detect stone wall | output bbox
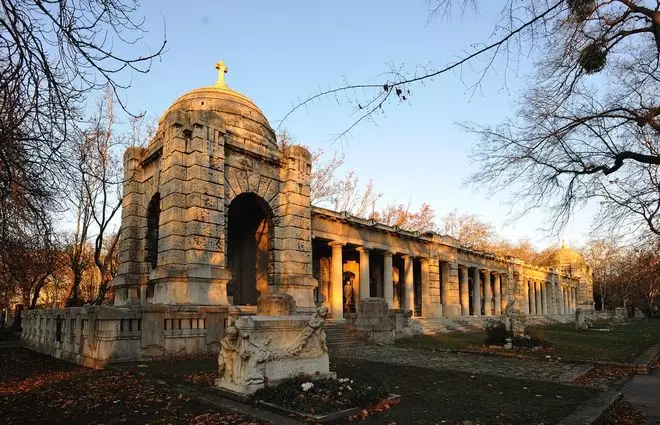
[22,306,230,368]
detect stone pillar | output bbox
[441,262,451,314]
[493,273,502,315]
[383,251,394,308]
[571,287,576,313]
[428,257,442,317]
[542,282,549,315]
[562,287,567,314]
[421,258,432,317]
[472,267,481,316]
[483,269,492,316]
[500,273,508,312]
[460,265,469,316]
[357,247,370,301]
[529,281,537,315]
[329,242,344,320]
[402,255,414,314]
[535,281,542,316]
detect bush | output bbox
[514,327,552,348]
[253,374,389,415]
[485,318,509,344]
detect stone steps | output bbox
[416,314,576,335]
[324,321,364,350]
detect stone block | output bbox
[184,207,224,225]
[164,137,187,154]
[158,249,186,266]
[159,221,186,238]
[187,166,222,185]
[185,249,224,267]
[161,164,187,183]
[161,151,184,169]
[160,178,186,197]
[186,193,218,210]
[160,206,185,225]
[161,192,186,211]
[186,150,210,167]
[184,179,223,197]
[186,221,223,239]
[186,235,221,251]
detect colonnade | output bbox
[457,265,509,317]
[323,240,582,320]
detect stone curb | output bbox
[171,384,306,425]
[631,341,660,375]
[556,390,622,425]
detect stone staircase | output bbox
[324,320,365,350]
[416,314,576,335]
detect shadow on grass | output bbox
[329,357,598,425]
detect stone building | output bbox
[22,63,594,367]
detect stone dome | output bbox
[160,62,277,149]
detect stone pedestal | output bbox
[356,298,394,344]
[215,305,334,395]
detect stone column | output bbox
[460,265,469,316]
[500,274,508,312]
[402,255,414,314]
[329,241,344,320]
[357,247,370,301]
[472,267,481,316]
[421,258,432,317]
[383,251,394,308]
[535,281,542,316]
[571,287,576,313]
[542,282,549,315]
[483,269,492,316]
[493,273,502,315]
[562,287,567,314]
[441,262,451,314]
[529,281,537,315]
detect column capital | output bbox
[400,253,412,260]
[480,267,490,273]
[328,241,345,248]
[382,250,393,257]
[355,246,370,254]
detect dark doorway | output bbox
[227,193,272,305]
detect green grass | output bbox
[397,319,660,363]
[330,357,598,425]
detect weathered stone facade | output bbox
[22,63,594,367]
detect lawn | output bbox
[397,319,660,363]
[329,357,599,425]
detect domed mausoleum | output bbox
[22,63,594,368]
[113,61,316,311]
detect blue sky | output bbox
[117,0,595,249]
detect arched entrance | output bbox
[227,193,272,305]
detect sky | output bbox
[113,0,597,249]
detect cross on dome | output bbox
[214,61,229,88]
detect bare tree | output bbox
[0,0,164,266]
[281,0,659,237]
[439,209,496,248]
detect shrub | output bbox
[515,327,552,348]
[485,318,509,344]
[253,374,389,415]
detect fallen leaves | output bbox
[573,366,632,387]
[0,348,266,425]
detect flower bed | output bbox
[253,375,392,420]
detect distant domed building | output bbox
[22,63,594,368]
